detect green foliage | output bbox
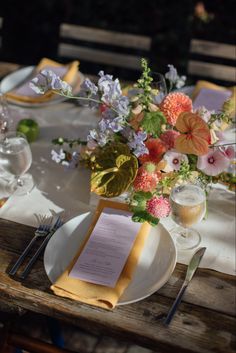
[132,210,159,226]
[52,137,87,148]
[135,58,153,110]
[140,111,166,137]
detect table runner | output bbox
[0,102,235,276]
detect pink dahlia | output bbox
[146,196,171,218]
[133,165,161,192]
[160,130,180,149]
[160,92,192,126]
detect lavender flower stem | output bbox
[54,91,120,115]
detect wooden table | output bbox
[0,218,235,353]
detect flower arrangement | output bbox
[30,59,235,225]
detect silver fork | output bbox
[20,215,63,280]
[8,215,53,276]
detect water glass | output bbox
[0,131,34,196]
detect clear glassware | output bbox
[169,183,206,250]
[0,131,34,196]
[0,92,13,133]
[150,72,167,104]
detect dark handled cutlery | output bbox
[8,216,52,276]
[19,216,63,280]
[164,247,206,326]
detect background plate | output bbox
[44,212,177,305]
[0,66,83,108]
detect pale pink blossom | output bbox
[146,196,171,218]
[225,146,235,159]
[197,149,230,176]
[163,150,188,171]
[194,106,214,123]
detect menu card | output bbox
[69,207,141,287]
[193,88,232,112]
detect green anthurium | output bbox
[91,143,138,197]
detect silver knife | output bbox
[164,247,206,325]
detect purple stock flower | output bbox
[62,151,79,169]
[123,129,148,157]
[165,65,186,89]
[99,117,124,133]
[87,127,114,147]
[81,78,98,95]
[30,70,72,95]
[51,149,66,163]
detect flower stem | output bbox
[54,91,120,115]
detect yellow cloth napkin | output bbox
[192,80,236,118]
[6,58,79,104]
[51,199,151,310]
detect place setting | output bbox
[1,59,235,320]
[0,57,84,108]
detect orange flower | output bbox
[160,92,192,126]
[175,112,211,156]
[139,138,166,164]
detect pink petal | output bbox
[225,146,235,160]
[197,150,230,176]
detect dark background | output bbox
[0,0,235,81]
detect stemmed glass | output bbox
[169,183,206,250]
[0,131,34,196]
[150,72,167,104]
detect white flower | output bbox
[51,149,66,163]
[164,150,188,171]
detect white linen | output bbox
[0,102,235,276]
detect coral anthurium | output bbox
[175,112,211,156]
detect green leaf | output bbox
[133,191,153,202]
[132,210,160,226]
[140,111,166,137]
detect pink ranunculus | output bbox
[197,149,230,176]
[146,196,171,218]
[163,150,188,171]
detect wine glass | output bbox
[150,72,167,104]
[0,131,34,196]
[0,92,13,133]
[169,183,206,250]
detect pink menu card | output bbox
[69,207,141,287]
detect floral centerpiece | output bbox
[30,59,235,225]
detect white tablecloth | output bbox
[0,102,235,276]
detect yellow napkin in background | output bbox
[51,199,151,310]
[5,58,79,104]
[192,80,236,118]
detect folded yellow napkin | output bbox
[192,80,236,118]
[6,58,79,104]
[51,199,151,310]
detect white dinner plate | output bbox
[0,66,84,108]
[44,212,177,305]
